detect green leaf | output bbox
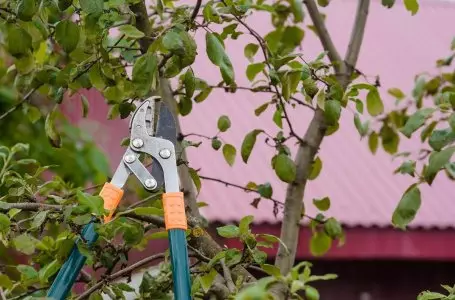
[388,88,405,99]
[58,0,73,11]
[418,291,447,300]
[310,231,331,256]
[118,25,145,39]
[26,106,42,123]
[392,185,421,229]
[13,233,36,255]
[200,268,218,293]
[449,113,455,131]
[324,218,342,239]
[184,68,196,98]
[131,207,163,216]
[217,225,240,238]
[188,167,202,193]
[0,275,12,289]
[217,115,231,132]
[211,137,222,151]
[399,108,435,138]
[39,259,61,283]
[17,265,38,281]
[241,129,263,163]
[404,0,419,15]
[80,0,103,15]
[222,144,236,166]
[0,213,11,233]
[382,0,395,8]
[394,160,416,177]
[308,157,322,180]
[246,63,265,81]
[274,154,296,183]
[206,32,235,84]
[273,106,283,128]
[6,25,32,57]
[45,107,61,148]
[255,103,269,116]
[55,20,80,53]
[116,282,136,292]
[162,30,185,55]
[260,264,282,278]
[305,286,320,300]
[368,132,378,154]
[244,43,259,62]
[239,215,254,235]
[429,128,455,151]
[77,190,105,216]
[313,197,330,211]
[16,0,38,21]
[366,88,384,116]
[289,0,304,22]
[354,114,369,137]
[380,125,399,154]
[81,95,89,118]
[324,100,341,125]
[252,249,267,265]
[132,52,158,97]
[31,211,48,230]
[424,146,455,184]
[257,183,273,198]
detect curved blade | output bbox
[150,102,177,187]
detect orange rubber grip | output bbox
[100,183,124,223]
[162,192,187,230]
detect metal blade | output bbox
[150,102,177,188]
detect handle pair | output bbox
[47,184,191,300]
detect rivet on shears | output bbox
[159,148,171,159]
[124,154,136,163]
[145,178,157,189]
[132,138,144,148]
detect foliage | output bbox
[0,0,451,299]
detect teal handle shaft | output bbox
[47,222,98,299]
[168,229,191,300]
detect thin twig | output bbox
[221,259,236,294]
[0,87,39,121]
[76,253,166,300]
[204,85,315,110]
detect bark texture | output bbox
[275,0,371,276]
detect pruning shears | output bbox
[47,97,191,299]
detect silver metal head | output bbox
[117,97,180,193]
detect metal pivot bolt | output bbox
[124,154,136,163]
[159,148,171,159]
[145,178,157,189]
[132,138,144,148]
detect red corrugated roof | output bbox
[64,0,455,229]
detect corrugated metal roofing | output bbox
[179,0,455,229]
[64,0,455,229]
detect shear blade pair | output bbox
[111,97,178,192]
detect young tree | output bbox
[1,0,446,299]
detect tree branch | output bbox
[345,0,370,71]
[221,259,236,294]
[191,0,202,21]
[303,0,342,69]
[76,253,166,300]
[274,0,371,284]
